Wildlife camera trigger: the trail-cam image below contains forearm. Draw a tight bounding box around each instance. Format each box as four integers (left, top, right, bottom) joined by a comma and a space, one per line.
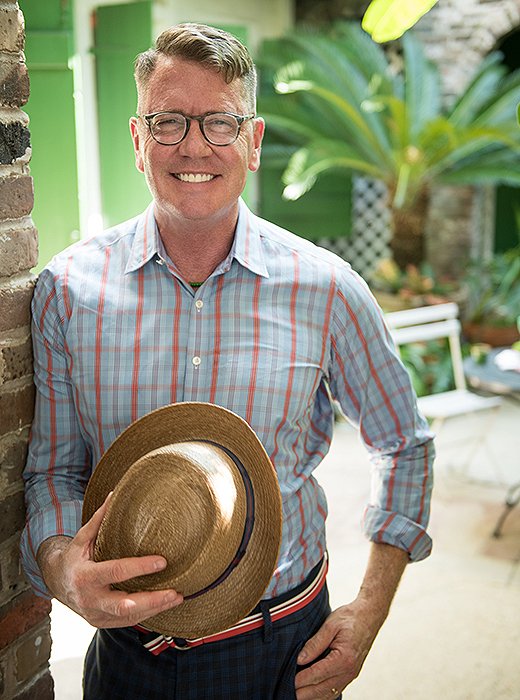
355, 542, 408, 630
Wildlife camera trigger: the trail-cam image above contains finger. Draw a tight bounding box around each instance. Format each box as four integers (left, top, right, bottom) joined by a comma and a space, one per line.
295, 653, 338, 689
297, 623, 333, 665
95, 554, 169, 586
101, 588, 183, 626
295, 674, 345, 700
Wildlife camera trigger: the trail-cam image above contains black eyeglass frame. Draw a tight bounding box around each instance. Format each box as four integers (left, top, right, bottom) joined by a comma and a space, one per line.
139, 111, 256, 146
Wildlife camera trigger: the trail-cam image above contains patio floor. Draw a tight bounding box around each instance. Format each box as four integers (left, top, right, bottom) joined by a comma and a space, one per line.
49, 398, 520, 699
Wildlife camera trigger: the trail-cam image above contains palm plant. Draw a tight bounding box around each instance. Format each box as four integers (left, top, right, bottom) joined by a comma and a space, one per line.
257, 23, 520, 269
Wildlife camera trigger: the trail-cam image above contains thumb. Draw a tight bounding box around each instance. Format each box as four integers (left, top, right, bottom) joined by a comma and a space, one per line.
77, 491, 113, 546
297, 623, 332, 665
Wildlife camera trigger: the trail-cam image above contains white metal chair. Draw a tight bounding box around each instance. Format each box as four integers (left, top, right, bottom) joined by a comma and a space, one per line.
385, 302, 502, 436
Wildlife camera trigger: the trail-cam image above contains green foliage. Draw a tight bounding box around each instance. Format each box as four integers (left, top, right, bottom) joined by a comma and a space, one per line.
400, 339, 455, 397
464, 243, 520, 327
362, 0, 439, 43
257, 23, 520, 213
372, 259, 456, 303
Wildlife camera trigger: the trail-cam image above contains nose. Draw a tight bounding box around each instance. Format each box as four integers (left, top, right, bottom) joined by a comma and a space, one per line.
177, 119, 212, 157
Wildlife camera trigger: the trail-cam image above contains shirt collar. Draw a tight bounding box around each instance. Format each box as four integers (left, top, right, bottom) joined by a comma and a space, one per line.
231, 199, 269, 278
124, 199, 269, 279
125, 204, 160, 274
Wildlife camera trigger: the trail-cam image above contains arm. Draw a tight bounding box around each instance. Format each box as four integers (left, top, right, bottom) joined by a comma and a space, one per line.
21, 268, 182, 626
296, 269, 434, 698
295, 543, 408, 698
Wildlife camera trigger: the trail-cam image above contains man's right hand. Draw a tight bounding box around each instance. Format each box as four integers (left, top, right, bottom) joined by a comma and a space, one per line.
37, 493, 183, 628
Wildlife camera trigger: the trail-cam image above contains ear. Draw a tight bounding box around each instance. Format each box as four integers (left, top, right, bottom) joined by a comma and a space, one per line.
129, 117, 145, 173
248, 117, 265, 173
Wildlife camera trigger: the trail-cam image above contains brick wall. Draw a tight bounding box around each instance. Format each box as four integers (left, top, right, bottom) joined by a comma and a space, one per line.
415, 0, 520, 105
0, 3, 53, 699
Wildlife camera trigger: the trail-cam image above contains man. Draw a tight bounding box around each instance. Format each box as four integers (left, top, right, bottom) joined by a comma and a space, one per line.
21, 23, 434, 699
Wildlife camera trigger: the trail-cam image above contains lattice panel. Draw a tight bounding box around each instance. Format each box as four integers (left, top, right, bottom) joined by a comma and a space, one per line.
317, 177, 392, 282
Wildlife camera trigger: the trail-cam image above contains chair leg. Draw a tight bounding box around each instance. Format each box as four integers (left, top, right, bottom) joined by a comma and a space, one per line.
492, 482, 520, 538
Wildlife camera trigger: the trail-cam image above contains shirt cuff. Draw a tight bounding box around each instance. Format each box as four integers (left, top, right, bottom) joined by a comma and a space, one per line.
20, 500, 83, 598
362, 505, 432, 562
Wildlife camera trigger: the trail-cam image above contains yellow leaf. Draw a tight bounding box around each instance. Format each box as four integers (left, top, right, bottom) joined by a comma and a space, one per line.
362, 0, 439, 43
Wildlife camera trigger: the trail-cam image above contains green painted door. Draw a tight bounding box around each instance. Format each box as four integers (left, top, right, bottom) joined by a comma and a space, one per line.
94, 1, 153, 228
21, 0, 79, 271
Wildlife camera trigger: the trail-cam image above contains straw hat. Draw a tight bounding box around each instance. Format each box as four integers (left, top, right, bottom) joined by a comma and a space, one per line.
82, 402, 282, 638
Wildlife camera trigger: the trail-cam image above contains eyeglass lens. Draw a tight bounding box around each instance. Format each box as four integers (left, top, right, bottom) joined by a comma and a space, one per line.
150, 113, 241, 145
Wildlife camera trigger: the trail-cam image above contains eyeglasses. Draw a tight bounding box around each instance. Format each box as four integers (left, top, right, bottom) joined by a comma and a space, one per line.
140, 111, 255, 146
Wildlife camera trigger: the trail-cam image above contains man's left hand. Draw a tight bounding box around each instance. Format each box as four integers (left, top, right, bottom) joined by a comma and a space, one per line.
294, 599, 381, 699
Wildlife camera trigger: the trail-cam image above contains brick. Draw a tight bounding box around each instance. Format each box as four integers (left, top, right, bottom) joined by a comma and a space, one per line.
0, 591, 51, 651
0, 225, 38, 275
0, 430, 29, 489
0, 336, 32, 383
0, 58, 29, 107
0, 489, 25, 542
0, 535, 29, 603
0, 121, 30, 165
15, 620, 51, 683
0, 277, 35, 333
0, 7, 24, 54
0, 381, 35, 435
14, 669, 54, 700
0, 174, 33, 219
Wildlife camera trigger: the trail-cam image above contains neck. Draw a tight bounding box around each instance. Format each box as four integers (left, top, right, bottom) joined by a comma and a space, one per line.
154, 204, 239, 283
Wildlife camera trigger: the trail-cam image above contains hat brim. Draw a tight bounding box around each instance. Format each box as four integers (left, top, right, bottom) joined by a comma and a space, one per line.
82, 402, 282, 638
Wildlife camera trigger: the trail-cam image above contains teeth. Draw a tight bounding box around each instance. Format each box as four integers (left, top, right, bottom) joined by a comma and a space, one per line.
176, 173, 215, 183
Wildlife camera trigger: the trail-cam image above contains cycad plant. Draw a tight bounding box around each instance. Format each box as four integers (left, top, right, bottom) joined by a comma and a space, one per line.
257, 23, 520, 269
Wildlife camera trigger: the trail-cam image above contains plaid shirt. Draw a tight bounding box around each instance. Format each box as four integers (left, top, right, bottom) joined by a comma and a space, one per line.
21, 199, 434, 599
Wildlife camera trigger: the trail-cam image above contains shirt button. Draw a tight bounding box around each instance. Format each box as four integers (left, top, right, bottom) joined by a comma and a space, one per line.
156, 258, 164, 266
192, 356, 201, 367
195, 299, 204, 310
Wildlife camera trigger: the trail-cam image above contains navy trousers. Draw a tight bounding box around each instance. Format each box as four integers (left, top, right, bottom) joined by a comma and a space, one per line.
83, 582, 332, 699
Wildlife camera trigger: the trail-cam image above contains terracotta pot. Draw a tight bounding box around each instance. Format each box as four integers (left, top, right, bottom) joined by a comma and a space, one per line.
462, 322, 520, 348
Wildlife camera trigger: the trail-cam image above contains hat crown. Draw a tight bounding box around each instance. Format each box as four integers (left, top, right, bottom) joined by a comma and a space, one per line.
95, 441, 247, 596
82, 401, 282, 638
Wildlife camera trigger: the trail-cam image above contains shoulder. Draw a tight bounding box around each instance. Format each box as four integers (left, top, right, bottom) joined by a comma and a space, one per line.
253, 212, 373, 300
33, 214, 142, 318
43, 214, 141, 279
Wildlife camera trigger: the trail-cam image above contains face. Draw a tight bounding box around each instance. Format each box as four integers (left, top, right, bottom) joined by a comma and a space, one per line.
130, 56, 264, 234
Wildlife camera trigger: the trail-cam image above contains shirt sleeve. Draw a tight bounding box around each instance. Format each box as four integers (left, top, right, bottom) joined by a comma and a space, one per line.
20, 267, 91, 597
328, 267, 434, 562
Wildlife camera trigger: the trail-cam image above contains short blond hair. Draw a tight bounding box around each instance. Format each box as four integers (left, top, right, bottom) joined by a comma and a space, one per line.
134, 23, 257, 111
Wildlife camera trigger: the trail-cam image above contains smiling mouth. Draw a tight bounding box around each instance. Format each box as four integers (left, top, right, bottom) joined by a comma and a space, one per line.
173, 173, 216, 183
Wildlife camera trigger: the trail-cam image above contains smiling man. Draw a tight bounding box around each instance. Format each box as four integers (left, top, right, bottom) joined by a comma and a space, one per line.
21, 23, 434, 700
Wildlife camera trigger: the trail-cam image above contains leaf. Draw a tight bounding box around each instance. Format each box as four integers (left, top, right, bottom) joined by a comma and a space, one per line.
402, 33, 441, 139
362, 0, 439, 43
281, 141, 387, 200
447, 53, 506, 127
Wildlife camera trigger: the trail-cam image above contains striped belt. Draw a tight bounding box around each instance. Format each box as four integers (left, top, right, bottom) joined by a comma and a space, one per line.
135, 554, 328, 655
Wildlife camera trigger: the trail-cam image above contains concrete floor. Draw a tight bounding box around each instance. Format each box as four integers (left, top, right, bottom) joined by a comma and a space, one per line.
50, 399, 520, 699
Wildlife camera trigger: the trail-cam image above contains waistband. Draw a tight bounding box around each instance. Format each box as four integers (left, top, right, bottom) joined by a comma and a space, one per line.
136, 554, 328, 655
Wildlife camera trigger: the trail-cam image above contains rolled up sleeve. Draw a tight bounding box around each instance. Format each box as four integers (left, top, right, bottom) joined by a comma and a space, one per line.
328, 269, 434, 562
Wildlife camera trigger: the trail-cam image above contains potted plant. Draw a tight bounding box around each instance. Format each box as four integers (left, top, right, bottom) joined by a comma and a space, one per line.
257, 23, 520, 270
462, 244, 520, 346
370, 258, 458, 311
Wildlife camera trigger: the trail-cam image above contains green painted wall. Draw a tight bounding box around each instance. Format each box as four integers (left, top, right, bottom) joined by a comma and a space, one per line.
94, 1, 153, 228
20, 0, 79, 271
